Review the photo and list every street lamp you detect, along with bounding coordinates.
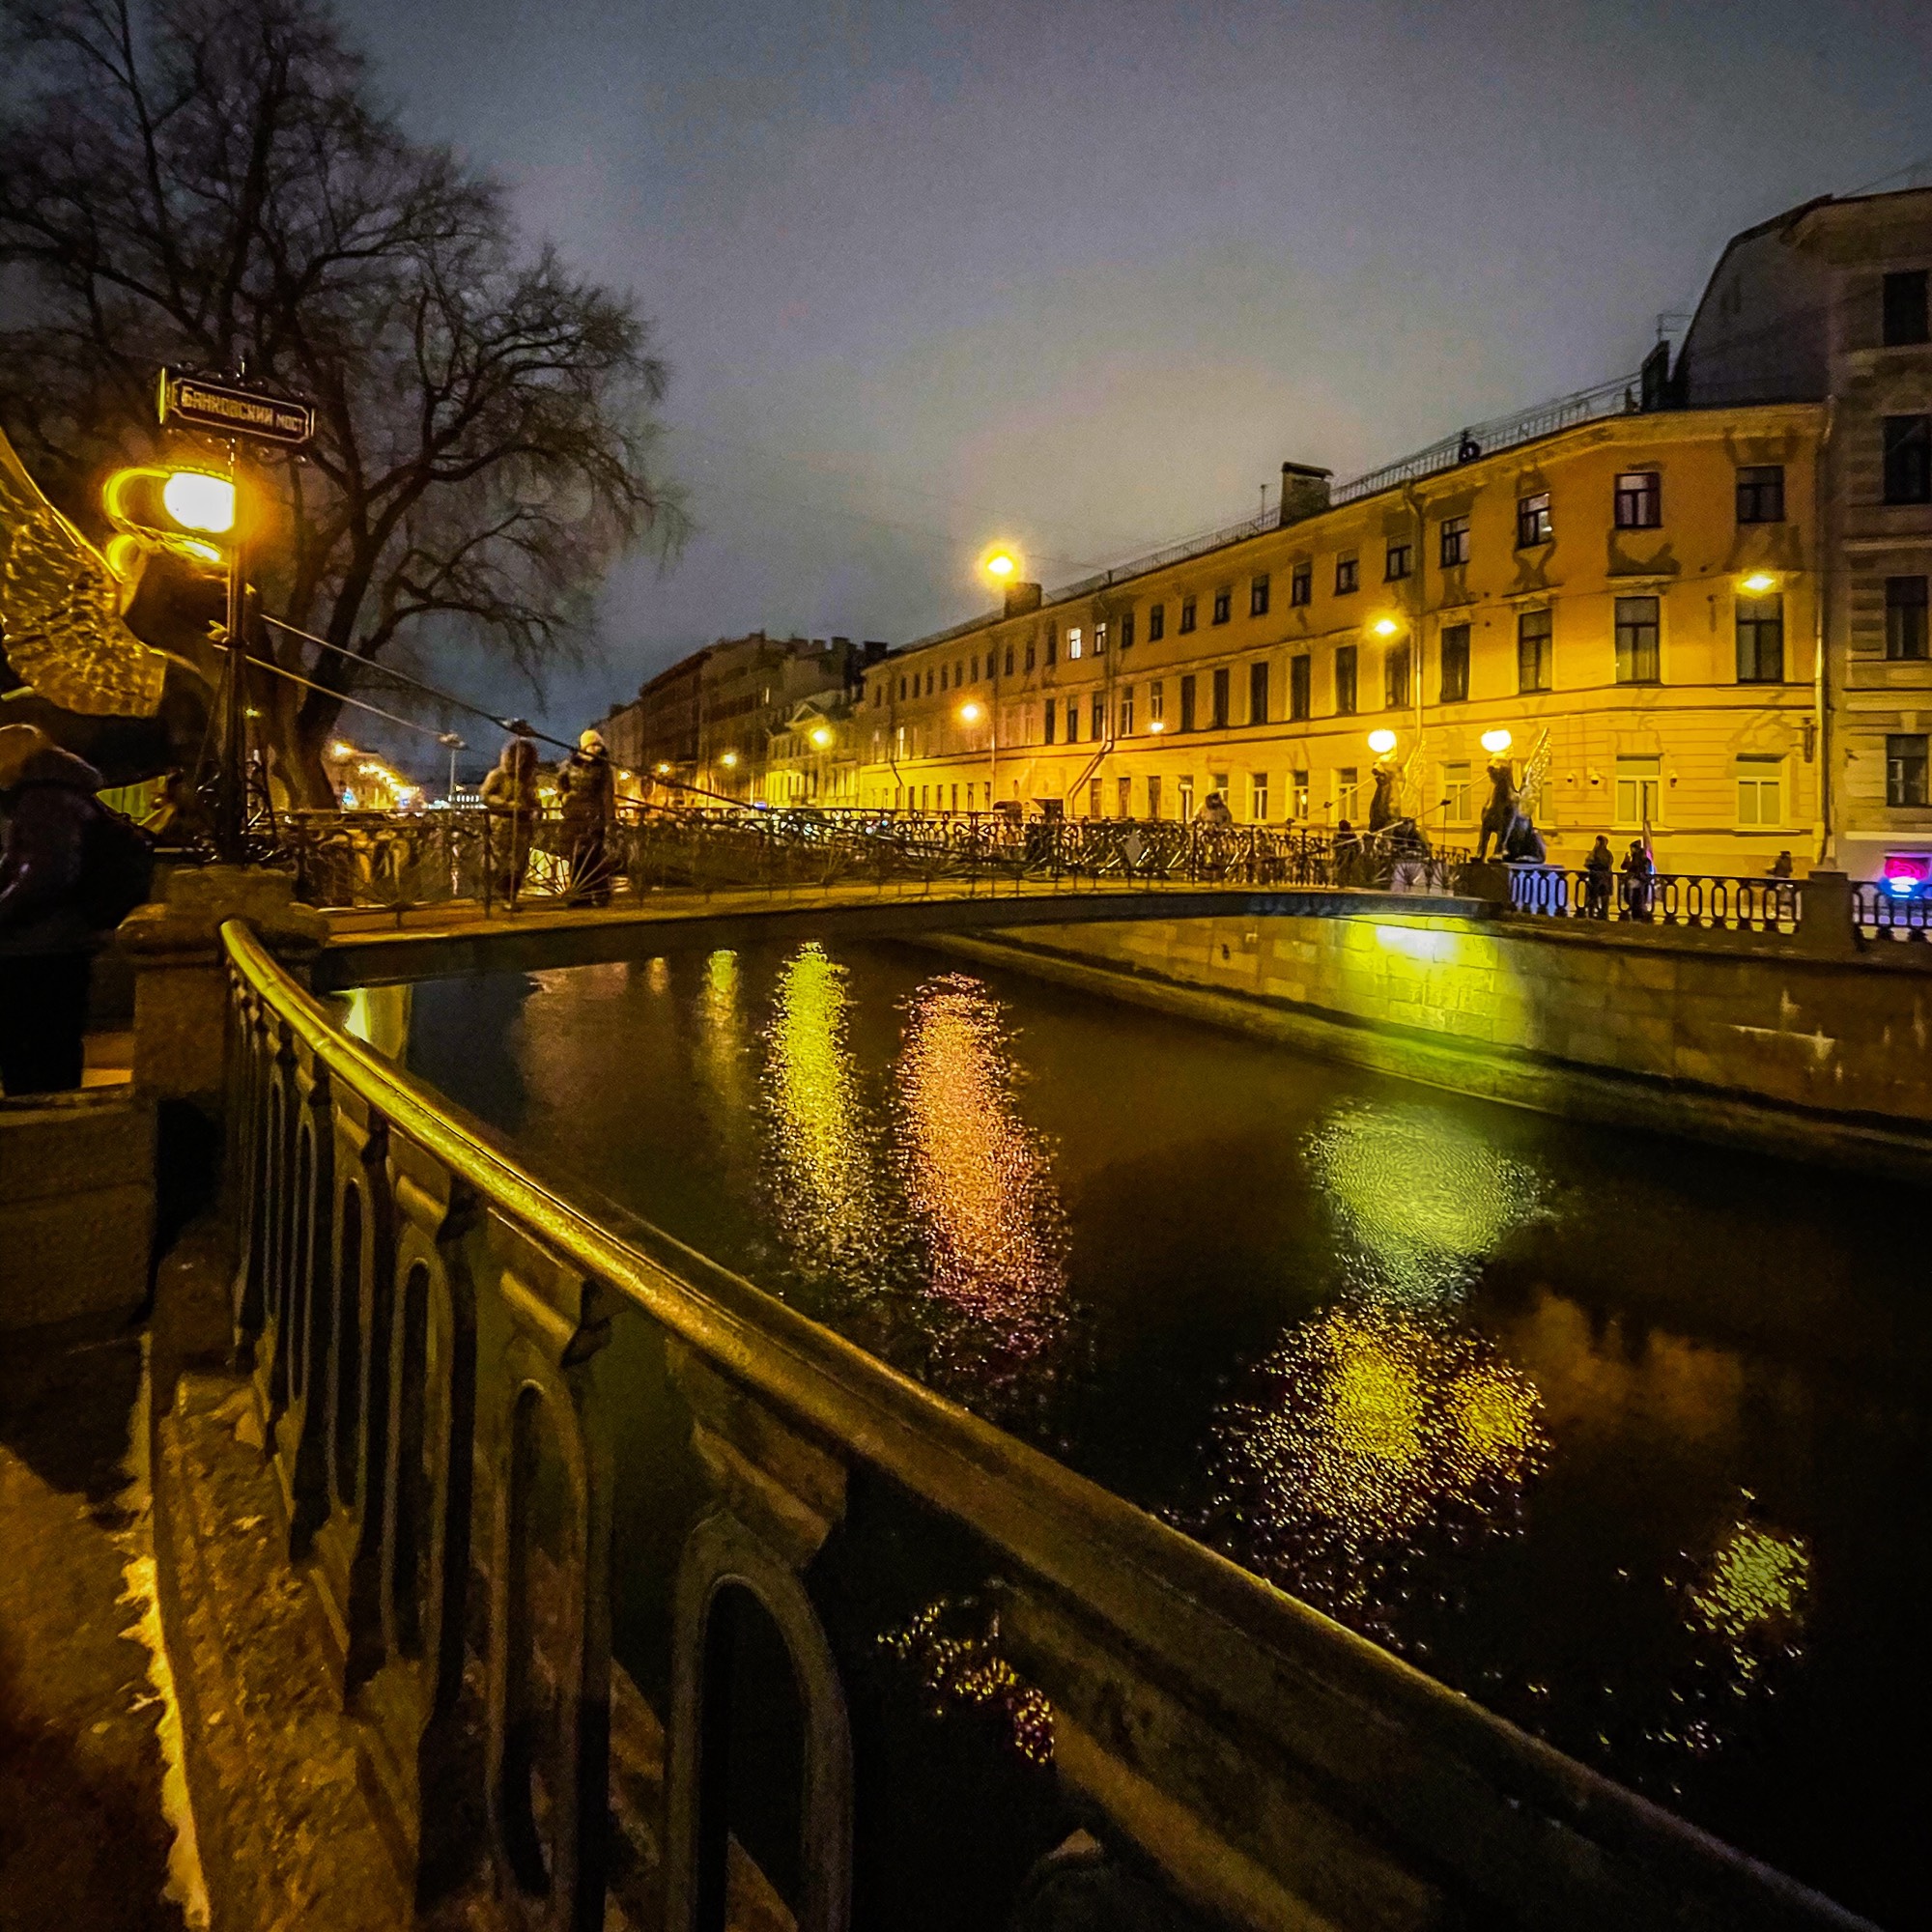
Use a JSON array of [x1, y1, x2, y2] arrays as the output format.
[[1370, 615, 1402, 639], [981, 546, 1022, 582], [1480, 727, 1513, 756], [160, 469, 236, 533], [1739, 570, 1778, 595], [810, 725, 833, 748], [1367, 727, 1398, 756], [957, 701, 982, 724]]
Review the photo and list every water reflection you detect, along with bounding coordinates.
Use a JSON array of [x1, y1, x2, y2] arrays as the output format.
[[1199, 1305, 1546, 1643], [1690, 1517, 1811, 1664], [694, 948, 750, 1117], [760, 946, 882, 1278], [892, 975, 1073, 1406], [1307, 1099, 1540, 1302]]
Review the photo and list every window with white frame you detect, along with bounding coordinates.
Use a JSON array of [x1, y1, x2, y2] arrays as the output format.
[[1615, 755, 1661, 829], [1067, 626, 1083, 659], [1334, 766, 1359, 820], [1441, 761, 1472, 824], [1251, 773, 1269, 821], [1736, 755, 1782, 827]]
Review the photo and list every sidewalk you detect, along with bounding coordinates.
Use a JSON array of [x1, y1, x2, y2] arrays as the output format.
[[0, 1320, 197, 1932]]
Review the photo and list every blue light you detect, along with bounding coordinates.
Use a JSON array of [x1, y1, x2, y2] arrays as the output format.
[[1887, 875, 1917, 896]]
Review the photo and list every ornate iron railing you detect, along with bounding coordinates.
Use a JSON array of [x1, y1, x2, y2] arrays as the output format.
[[218, 916, 1866, 1930], [1506, 866, 1803, 932], [275, 808, 1471, 911], [1852, 882, 1932, 940]]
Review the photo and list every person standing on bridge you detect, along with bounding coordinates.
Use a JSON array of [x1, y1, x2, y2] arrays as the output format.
[[481, 733, 541, 907], [0, 724, 149, 1094], [1584, 835, 1615, 918], [559, 727, 615, 906]]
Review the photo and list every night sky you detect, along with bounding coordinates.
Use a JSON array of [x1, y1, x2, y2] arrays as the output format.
[[333, 0, 1932, 743]]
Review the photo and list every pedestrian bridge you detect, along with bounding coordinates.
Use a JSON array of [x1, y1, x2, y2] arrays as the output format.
[[178, 895, 1871, 1931]]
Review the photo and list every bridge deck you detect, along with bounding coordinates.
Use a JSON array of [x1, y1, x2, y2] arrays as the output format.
[[314, 878, 1488, 989]]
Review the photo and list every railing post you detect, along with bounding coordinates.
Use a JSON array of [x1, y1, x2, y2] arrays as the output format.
[[1794, 869, 1859, 958]]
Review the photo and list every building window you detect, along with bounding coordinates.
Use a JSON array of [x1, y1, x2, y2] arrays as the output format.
[[1335, 766, 1359, 821], [1736, 594, 1785, 682], [1736, 755, 1782, 827], [971, 655, 980, 681], [1179, 596, 1198, 634], [1384, 540, 1412, 582], [1615, 755, 1661, 828], [897, 676, 907, 700], [1094, 622, 1108, 655], [1290, 653, 1311, 721], [1211, 667, 1230, 727], [1089, 778, 1102, 818], [1212, 588, 1232, 626], [1887, 575, 1930, 660], [1614, 470, 1662, 529], [1293, 769, 1310, 819], [1043, 699, 1055, 744], [1517, 491, 1553, 548], [1065, 705, 1079, 744], [1249, 660, 1268, 724], [1025, 639, 1036, 670], [1092, 692, 1106, 739], [1150, 681, 1165, 725], [1290, 562, 1312, 607], [1439, 623, 1470, 702], [1045, 623, 1058, 664], [1517, 608, 1552, 692], [1067, 626, 1083, 659], [1384, 642, 1411, 709], [1147, 775, 1163, 819], [1118, 775, 1132, 817], [1120, 688, 1135, 734], [939, 664, 949, 691], [955, 660, 964, 684], [1121, 612, 1135, 649], [1883, 269, 1930, 347], [1004, 644, 1014, 675], [1888, 733, 1929, 807], [1439, 516, 1470, 567], [1736, 465, 1785, 524], [1614, 595, 1661, 683], [1883, 414, 1932, 504], [1442, 761, 1472, 824], [1335, 554, 1359, 594], [1334, 644, 1358, 715], [1251, 773, 1268, 821], [1251, 574, 1270, 616], [1149, 603, 1165, 641], [1179, 674, 1197, 731]]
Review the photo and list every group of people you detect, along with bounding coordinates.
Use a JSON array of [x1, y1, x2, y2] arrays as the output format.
[[479, 726, 616, 906]]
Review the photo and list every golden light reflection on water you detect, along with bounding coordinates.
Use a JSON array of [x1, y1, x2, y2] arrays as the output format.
[[694, 949, 748, 1115], [1307, 1100, 1540, 1302], [760, 946, 881, 1275], [1690, 1517, 1810, 1672], [893, 975, 1070, 1386], [1199, 1305, 1546, 1637]]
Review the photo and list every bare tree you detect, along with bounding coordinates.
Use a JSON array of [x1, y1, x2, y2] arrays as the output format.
[[0, 0, 682, 800]]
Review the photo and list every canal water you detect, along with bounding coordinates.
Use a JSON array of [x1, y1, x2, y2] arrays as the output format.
[[397, 938, 1928, 1926]]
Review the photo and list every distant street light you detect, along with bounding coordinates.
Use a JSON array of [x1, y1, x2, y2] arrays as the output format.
[[1739, 571, 1778, 594], [1370, 615, 1401, 639], [957, 701, 982, 724], [1481, 727, 1513, 755], [721, 751, 739, 768], [810, 725, 833, 748], [1367, 727, 1398, 756], [981, 546, 1022, 582]]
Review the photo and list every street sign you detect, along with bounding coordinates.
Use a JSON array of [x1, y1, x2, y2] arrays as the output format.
[[157, 369, 314, 447]]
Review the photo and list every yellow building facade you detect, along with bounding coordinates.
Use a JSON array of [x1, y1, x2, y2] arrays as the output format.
[[857, 404, 1824, 876]]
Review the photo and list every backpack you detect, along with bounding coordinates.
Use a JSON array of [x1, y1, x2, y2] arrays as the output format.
[[80, 800, 157, 929]]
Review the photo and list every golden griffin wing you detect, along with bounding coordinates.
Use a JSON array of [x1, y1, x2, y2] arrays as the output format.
[[0, 424, 167, 716]]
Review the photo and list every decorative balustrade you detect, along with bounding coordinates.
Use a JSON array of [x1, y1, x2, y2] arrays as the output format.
[[274, 807, 1470, 911], [1506, 865, 1803, 933], [1852, 881, 1932, 941], [218, 916, 1864, 1930]]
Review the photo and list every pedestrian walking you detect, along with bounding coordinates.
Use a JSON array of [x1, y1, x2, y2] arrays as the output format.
[[0, 724, 153, 1095], [1770, 849, 1795, 878], [480, 734, 541, 906], [1584, 834, 1614, 918], [558, 727, 616, 905]]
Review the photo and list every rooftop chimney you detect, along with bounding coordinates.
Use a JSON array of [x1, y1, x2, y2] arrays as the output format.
[[1279, 461, 1333, 527], [1003, 581, 1043, 617]]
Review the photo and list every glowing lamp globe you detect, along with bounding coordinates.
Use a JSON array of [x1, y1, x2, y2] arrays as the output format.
[[1371, 616, 1401, 639], [161, 470, 236, 534], [1740, 571, 1777, 595], [1481, 728, 1513, 755], [958, 701, 982, 724], [1367, 728, 1398, 756], [810, 726, 833, 748], [981, 547, 1021, 582]]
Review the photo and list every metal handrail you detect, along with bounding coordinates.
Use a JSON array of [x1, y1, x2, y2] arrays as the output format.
[[1505, 866, 1802, 931], [218, 916, 1873, 1930]]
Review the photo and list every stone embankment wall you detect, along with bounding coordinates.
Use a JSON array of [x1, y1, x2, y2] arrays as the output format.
[[941, 910, 1932, 1169]]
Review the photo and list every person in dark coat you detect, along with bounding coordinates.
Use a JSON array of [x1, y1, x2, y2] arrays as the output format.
[[1621, 838, 1655, 919], [558, 727, 615, 904], [1583, 834, 1615, 918], [480, 734, 541, 904], [0, 724, 107, 1094]]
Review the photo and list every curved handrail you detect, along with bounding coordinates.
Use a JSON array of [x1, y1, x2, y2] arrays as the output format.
[[225, 917, 1873, 1929]]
